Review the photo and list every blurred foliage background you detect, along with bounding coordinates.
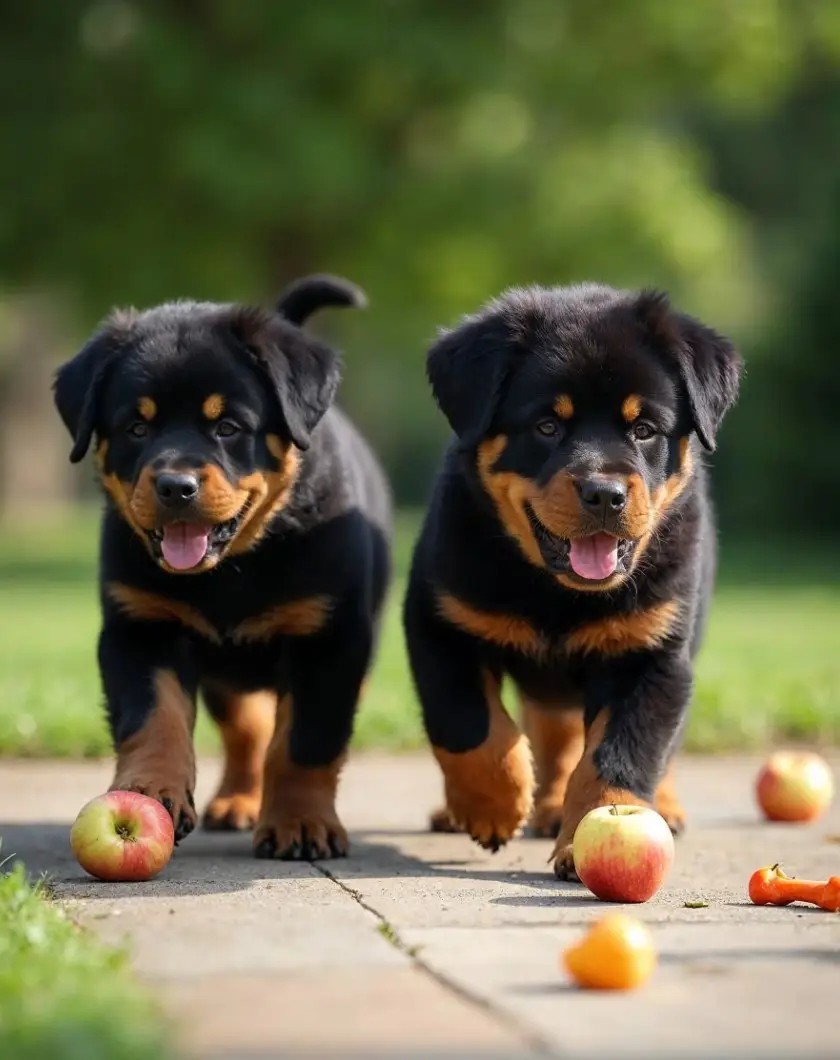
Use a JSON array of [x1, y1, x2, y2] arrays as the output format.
[[1, 0, 839, 527], [1, 14, 838, 1051]]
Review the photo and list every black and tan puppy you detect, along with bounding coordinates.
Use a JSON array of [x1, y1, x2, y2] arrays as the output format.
[[403, 284, 741, 877], [54, 275, 391, 859]]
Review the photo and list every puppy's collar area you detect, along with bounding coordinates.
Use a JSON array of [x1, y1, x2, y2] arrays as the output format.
[[524, 503, 636, 584]]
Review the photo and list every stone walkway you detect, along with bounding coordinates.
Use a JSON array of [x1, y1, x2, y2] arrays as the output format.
[[2, 753, 839, 1059]]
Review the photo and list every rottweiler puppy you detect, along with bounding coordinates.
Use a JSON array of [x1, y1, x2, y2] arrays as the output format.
[[403, 284, 742, 878], [53, 274, 391, 860]]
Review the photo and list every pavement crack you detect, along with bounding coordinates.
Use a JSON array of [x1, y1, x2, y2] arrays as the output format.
[[313, 862, 558, 1057]]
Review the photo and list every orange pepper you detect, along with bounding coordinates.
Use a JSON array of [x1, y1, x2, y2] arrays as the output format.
[[748, 864, 840, 912]]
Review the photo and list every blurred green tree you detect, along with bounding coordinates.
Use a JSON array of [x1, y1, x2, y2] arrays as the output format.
[[1, 0, 839, 507]]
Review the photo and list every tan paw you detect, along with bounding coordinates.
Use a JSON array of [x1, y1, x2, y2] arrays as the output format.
[[429, 805, 462, 833], [253, 809, 349, 860], [656, 796, 687, 837], [446, 778, 532, 853], [436, 723, 535, 853], [529, 798, 564, 838], [551, 840, 579, 880], [203, 792, 261, 832], [111, 774, 196, 844]]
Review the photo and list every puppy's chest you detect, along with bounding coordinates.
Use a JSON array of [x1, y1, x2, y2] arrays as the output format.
[[435, 585, 680, 665], [106, 572, 333, 648]]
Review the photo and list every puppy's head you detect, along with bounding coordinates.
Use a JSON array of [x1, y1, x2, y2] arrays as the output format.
[[427, 284, 742, 591], [54, 276, 363, 574]]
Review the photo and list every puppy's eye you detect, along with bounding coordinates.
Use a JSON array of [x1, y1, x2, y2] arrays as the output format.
[[535, 419, 561, 438], [632, 421, 657, 441], [127, 421, 148, 439], [216, 419, 241, 439]]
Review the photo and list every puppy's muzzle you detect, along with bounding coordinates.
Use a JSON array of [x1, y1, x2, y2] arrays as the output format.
[[155, 471, 201, 513], [573, 476, 628, 534]]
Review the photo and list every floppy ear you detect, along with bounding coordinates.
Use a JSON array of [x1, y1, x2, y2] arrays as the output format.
[[53, 325, 126, 463], [675, 314, 743, 451], [426, 315, 516, 448], [635, 291, 743, 452], [229, 308, 341, 451]]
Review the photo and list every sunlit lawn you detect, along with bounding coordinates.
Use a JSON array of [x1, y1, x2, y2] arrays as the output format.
[[0, 510, 837, 757]]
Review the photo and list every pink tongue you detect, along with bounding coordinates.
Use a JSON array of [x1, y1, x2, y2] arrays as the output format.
[[569, 533, 619, 581], [161, 524, 210, 571]]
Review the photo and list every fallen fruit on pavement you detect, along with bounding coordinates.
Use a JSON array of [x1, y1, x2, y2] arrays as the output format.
[[755, 751, 834, 823], [70, 791, 175, 882], [573, 804, 674, 903], [748, 864, 840, 912], [563, 914, 656, 990]]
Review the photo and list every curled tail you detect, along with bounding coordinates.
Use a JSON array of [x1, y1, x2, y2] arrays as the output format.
[[276, 273, 367, 326]]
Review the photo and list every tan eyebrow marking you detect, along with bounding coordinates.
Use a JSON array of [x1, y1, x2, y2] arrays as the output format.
[[554, 394, 574, 420], [622, 395, 642, 423], [202, 394, 225, 420], [137, 397, 156, 421]]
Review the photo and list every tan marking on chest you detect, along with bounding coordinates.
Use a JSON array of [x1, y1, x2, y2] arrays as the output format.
[[566, 600, 680, 656], [436, 591, 549, 659], [232, 595, 333, 641], [107, 583, 222, 643]]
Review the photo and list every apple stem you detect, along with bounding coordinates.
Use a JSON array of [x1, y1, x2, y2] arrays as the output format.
[[610, 804, 618, 816], [115, 823, 135, 841]]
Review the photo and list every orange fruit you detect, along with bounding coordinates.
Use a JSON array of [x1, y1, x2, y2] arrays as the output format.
[[562, 913, 656, 990]]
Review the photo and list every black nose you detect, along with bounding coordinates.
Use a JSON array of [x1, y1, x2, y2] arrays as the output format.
[[155, 471, 200, 509], [576, 477, 627, 515]]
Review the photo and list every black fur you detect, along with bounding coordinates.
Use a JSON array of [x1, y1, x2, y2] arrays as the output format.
[[54, 274, 391, 856], [275, 272, 367, 327], [404, 283, 742, 866]]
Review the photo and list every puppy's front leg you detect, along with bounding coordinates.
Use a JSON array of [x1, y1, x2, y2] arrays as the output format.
[[99, 618, 198, 842], [404, 591, 534, 851], [552, 650, 692, 879], [253, 605, 372, 861]]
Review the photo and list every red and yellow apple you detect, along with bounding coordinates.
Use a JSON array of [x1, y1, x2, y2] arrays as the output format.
[[572, 804, 674, 903], [563, 913, 657, 990], [70, 791, 175, 882], [755, 751, 834, 823]]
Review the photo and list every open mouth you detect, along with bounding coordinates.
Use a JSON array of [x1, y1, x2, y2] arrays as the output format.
[[147, 509, 246, 571], [525, 503, 636, 584]]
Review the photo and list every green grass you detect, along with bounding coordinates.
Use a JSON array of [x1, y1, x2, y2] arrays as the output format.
[[0, 859, 174, 1060], [0, 509, 837, 756]]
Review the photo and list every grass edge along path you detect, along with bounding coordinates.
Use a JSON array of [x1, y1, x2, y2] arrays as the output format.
[[0, 852, 176, 1060]]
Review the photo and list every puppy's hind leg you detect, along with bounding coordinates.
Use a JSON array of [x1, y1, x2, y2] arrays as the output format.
[[202, 686, 275, 831]]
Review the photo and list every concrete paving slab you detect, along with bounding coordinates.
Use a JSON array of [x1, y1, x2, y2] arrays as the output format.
[[0, 755, 541, 1058], [2, 752, 840, 1058], [400, 920, 840, 1058], [168, 968, 540, 1059]]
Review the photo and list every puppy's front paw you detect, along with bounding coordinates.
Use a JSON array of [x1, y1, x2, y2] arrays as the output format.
[[445, 769, 533, 852], [429, 805, 462, 833], [203, 792, 261, 832], [253, 808, 348, 861], [439, 730, 535, 853], [655, 778, 688, 836], [551, 840, 578, 880], [111, 775, 197, 843], [529, 797, 564, 838]]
